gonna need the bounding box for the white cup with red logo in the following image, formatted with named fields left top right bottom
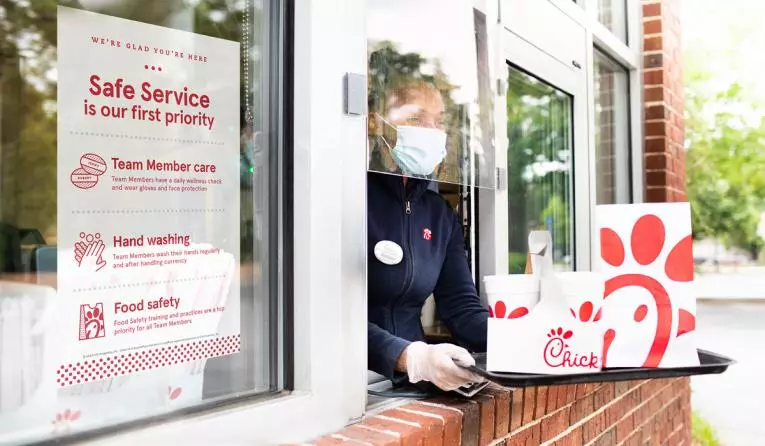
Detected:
left=555, top=271, right=606, bottom=322
left=483, top=275, right=540, bottom=320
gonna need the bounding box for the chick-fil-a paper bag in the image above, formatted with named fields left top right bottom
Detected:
left=485, top=231, right=605, bottom=374
left=595, top=202, right=699, bottom=368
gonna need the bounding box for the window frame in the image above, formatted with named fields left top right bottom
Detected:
left=484, top=0, right=643, bottom=275
left=72, top=0, right=369, bottom=443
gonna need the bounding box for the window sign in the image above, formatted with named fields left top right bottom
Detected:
left=56, top=6, right=240, bottom=388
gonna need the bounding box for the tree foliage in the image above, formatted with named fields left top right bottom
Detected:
left=685, top=68, right=765, bottom=257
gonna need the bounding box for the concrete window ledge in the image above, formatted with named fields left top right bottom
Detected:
left=304, top=378, right=692, bottom=446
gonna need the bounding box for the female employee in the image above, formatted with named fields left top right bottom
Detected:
left=367, top=80, right=489, bottom=391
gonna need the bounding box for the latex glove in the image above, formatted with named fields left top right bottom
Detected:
left=404, top=342, right=484, bottom=391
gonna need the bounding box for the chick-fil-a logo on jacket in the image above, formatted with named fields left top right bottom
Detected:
left=543, top=327, right=600, bottom=369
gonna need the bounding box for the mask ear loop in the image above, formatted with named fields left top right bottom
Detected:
left=375, top=113, right=396, bottom=153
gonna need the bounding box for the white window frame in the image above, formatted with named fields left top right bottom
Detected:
left=482, top=0, right=643, bottom=278
left=82, top=0, right=369, bottom=444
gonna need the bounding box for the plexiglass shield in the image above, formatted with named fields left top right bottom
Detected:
left=366, top=0, right=496, bottom=189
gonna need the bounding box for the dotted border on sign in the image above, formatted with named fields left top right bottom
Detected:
left=72, top=274, right=228, bottom=293
left=69, top=131, right=225, bottom=146
left=70, top=209, right=225, bottom=214
left=56, top=335, right=241, bottom=387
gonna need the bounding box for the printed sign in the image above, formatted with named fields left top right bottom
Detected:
left=56, top=6, right=240, bottom=387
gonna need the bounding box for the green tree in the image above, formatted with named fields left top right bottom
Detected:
left=685, top=69, right=765, bottom=258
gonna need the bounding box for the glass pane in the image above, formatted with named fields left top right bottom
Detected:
left=0, top=0, right=280, bottom=442
left=506, top=66, right=574, bottom=273
left=595, top=0, right=628, bottom=42
left=366, top=0, right=496, bottom=189
left=595, top=52, right=631, bottom=204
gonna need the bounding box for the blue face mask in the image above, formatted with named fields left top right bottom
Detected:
left=378, top=116, right=448, bottom=177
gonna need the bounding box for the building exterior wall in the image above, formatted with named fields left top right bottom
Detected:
left=309, top=1, right=691, bottom=444
left=311, top=380, right=691, bottom=445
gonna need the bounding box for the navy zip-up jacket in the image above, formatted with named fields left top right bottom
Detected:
left=367, top=171, right=489, bottom=379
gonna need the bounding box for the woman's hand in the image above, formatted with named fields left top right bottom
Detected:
left=400, top=342, right=484, bottom=391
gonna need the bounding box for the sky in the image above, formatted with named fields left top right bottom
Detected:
left=682, top=0, right=765, bottom=101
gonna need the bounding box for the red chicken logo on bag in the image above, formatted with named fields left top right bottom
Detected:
left=600, top=213, right=696, bottom=367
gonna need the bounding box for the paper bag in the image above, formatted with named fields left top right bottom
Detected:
left=486, top=231, right=605, bottom=374
left=595, top=202, right=699, bottom=368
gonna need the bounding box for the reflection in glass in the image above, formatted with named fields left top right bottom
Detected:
left=366, top=0, right=495, bottom=189
left=506, top=66, right=574, bottom=273
left=595, top=0, right=628, bottom=42
left=0, top=0, right=280, bottom=442
left=595, top=52, right=630, bottom=204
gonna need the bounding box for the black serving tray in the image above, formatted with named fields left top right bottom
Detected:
left=464, top=348, right=734, bottom=387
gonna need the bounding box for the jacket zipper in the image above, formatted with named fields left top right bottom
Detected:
left=390, top=183, right=415, bottom=336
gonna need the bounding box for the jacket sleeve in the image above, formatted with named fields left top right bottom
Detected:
left=432, top=213, right=489, bottom=352
left=368, top=321, right=411, bottom=379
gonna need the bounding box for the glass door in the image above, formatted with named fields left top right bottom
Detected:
left=491, top=21, right=592, bottom=274
left=506, top=65, right=576, bottom=272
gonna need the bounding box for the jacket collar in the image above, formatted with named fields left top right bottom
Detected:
left=368, top=171, right=431, bottom=203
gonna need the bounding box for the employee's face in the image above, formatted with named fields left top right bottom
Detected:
left=388, top=89, right=446, bottom=130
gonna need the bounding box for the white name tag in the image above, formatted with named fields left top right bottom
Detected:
left=374, top=240, right=403, bottom=265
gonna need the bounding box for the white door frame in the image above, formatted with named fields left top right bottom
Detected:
left=481, top=6, right=592, bottom=279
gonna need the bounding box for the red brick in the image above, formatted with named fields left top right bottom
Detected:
left=522, top=388, right=536, bottom=424
left=645, top=105, right=667, bottom=120
left=644, top=86, right=665, bottom=102
left=569, top=394, right=593, bottom=425
left=616, top=414, right=635, bottom=442
left=524, top=424, right=541, bottom=446
left=644, top=70, right=664, bottom=85
left=384, top=409, right=444, bottom=446
left=643, top=19, right=662, bottom=35
left=592, top=427, right=615, bottom=446
left=507, top=424, right=533, bottom=446
left=546, top=386, right=559, bottom=412
left=644, top=36, right=663, bottom=51
left=646, top=170, right=669, bottom=187
left=644, top=53, right=663, bottom=69
left=574, top=384, right=586, bottom=399
left=406, top=403, right=462, bottom=446
left=474, top=394, right=495, bottom=446
left=645, top=121, right=667, bottom=137
left=642, top=3, right=661, bottom=17
left=540, top=407, right=570, bottom=442
left=338, top=425, right=399, bottom=446
left=362, top=417, right=424, bottom=446
left=592, top=384, right=615, bottom=410
left=428, top=399, right=479, bottom=446
left=645, top=153, right=670, bottom=170
left=535, top=387, right=549, bottom=419
left=510, top=389, right=523, bottom=431
left=624, top=430, right=642, bottom=446
left=564, top=385, right=577, bottom=405
left=483, top=386, right=510, bottom=437
left=554, top=426, right=583, bottom=446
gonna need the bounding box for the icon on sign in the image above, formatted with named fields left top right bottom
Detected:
left=75, top=232, right=106, bottom=272
left=79, top=303, right=106, bottom=341
left=71, top=153, right=107, bottom=189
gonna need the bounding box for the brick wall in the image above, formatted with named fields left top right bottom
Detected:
left=643, top=0, right=687, bottom=202
left=308, top=380, right=691, bottom=446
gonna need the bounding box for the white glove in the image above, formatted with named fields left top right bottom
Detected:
left=404, top=342, right=485, bottom=391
